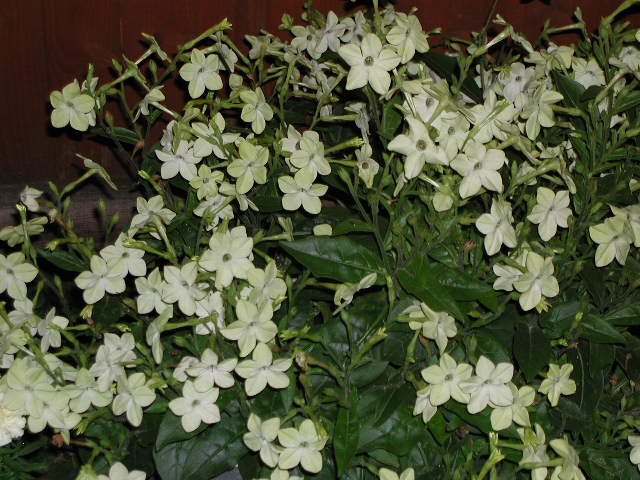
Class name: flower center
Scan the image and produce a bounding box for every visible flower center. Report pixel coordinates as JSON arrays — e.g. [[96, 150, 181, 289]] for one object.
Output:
[[444, 373, 453, 381], [447, 126, 455, 135], [515, 75, 522, 82], [361, 161, 369, 170], [222, 253, 232, 262], [364, 56, 375, 66], [425, 98, 435, 107], [416, 139, 427, 151], [474, 161, 483, 170]]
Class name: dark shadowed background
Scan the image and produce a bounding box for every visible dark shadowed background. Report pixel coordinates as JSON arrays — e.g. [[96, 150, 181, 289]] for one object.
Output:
[[0, 0, 634, 233]]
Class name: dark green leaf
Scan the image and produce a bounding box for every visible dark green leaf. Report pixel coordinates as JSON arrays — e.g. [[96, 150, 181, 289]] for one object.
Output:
[[603, 303, 640, 326], [552, 70, 585, 109], [92, 294, 124, 329], [280, 236, 385, 284], [613, 90, 640, 115], [155, 410, 207, 451], [582, 447, 640, 479], [427, 411, 447, 445], [252, 179, 283, 212], [112, 127, 141, 145], [417, 52, 483, 103], [513, 322, 551, 382], [580, 314, 625, 344], [37, 248, 88, 272], [334, 390, 360, 476], [380, 93, 403, 141], [540, 300, 581, 338], [153, 413, 248, 480], [351, 360, 388, 387]]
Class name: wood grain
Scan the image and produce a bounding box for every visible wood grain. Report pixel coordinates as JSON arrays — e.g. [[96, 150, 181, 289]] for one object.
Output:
[[0, 0, 636, 235]]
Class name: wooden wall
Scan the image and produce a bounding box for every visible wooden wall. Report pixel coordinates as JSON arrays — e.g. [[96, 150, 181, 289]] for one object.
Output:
[[0, 0, 634, 230]]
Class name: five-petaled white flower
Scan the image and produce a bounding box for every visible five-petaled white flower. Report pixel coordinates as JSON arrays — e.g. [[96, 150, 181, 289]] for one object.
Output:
[[629, 435, 640, 472], [240, 88, 274, 134], [156, 140, 201, 181], [243, 413, 281, 468], [235, 342, 292, 396], [513, 252, 559, 311], [378, 467, 415, 480], [278, 419, 327, 473], [290, 130, 330, 177], [461, 356, 514, 414], [386, 12, 429, 63], [161, 262, 207, 316], [421, 353, 472, 405], [75, 255, 126, 305], [0, 253, 38, 301], [405, 302, 457, 354], [200, 226, 254, 290], [490, 384, 535, 431], [227, 140, 269, 194], [451, 141, 506, 198], [179, 49, 223, 98], [538, 363, 576, 407], [168, 380, 221, 432], [589, 216, 634, 267], [97, 462, 146, 480], [187, 348, 237, 391], [388, 117, 448, 179], [338, 33, 401, 94], [36, 307, 68, 352], [221, 300, 278, 357], [50, 80, 95, 131], [527, 187, 572, 241], [278, 169, 328, 215], [112, 373, 156, 427], [476, 199, 517, 256]]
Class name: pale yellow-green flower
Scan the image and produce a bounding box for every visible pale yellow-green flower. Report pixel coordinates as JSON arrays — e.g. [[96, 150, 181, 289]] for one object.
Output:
[[243, 413, 281, 468], [50, 80, 95, 131], [235, 343, 292, 396], [538, 364, 576, 407], [168, 380, 220, 432], [278, 419, 327, 473]]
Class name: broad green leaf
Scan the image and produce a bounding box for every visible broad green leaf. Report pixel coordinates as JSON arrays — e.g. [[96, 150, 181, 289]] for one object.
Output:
[[153, 413, 248, 480], [367, 449, 400, 468], [397, 254, 464, 319], [613, 90, 640, 114], [380, 93, 403, 141], [582, 447, 640, 479], [252, 179, 282, 212], [37, 248, 88, 272], [580, 314, 625, 344], [155, 411, 206, 450], [513, 321, 551, 382], [92, 294, 124, 329], [358, 403, 425, 456], [334, 390, 360, 476], [280, 236, 385, 284], [351, 360, 388, 387], [552, 70, 585, 109], [540, 300, 581, 338], [112, 126, 141, 145], [427, 411, 447, 445], [603, 303, 640, 326], [332, 219, 375, 236], [417, 52, 483, 103], [474, 332, 511, 364]]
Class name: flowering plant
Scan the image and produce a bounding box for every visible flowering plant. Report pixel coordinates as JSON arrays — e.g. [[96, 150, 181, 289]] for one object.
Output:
[[3, 0, 640, 479]]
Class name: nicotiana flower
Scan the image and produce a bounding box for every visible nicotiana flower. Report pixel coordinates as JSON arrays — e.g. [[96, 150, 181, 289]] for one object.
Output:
[[67, 368, 113, 413], [100, 233, 147, 277], [135, 268, 168, 315], [0, 253, 38, 301], [168, 381, 221, 432], [460, 356, 514, 414], [74, 255, 126, 305], [490, 384, 535, 431], [520, 86, 563, 140], [450, 141, 506, 198], [475, 199, 517, 256], [355, 143, 379, 188], [388, 117, 448, 179], [413, 386, 438, 423], [405, 302, 457, 354], [240, 88, 274, 134], [334, 272, 377, 308], [146, 306, 172, 364], [136, 87, 165, 119], [378, 467, 415, 480], [468, 91, 516, 144], [155, 140, 201, 181], [192, 114, 240, 160], [513, 252, 559, 311], [90, 333, 137, 391], [50, 80, 95, 131], [538, 363, 576, 407], [129, 195, 175, 233], [518, 424, 549, 480], [278, 419, 327, 473], [112, 372, 156, 427], [549, 438, 586, 480], [193, 194, 235, 231], [97, 462, 146, 480], [221, 300, 277, 357], [189, 164, 224, 199], [242, 261, 287, 308], [0, 217, 48, 247], [572, 57, 605, 89], [37, 307, 68, 352], [527, 187, 572, 241], [0, 393, 26, 447], [161, 262, 207, 316], [194, 291, 226, 335], [338, 33, 401, 94], [629, 435, 640, 472], [27, 392, 80, 433], [499, 62, 534, 103], [187, 348, 237, 391], [278, 169, 328, 214], [589, 216, 634, 267], [386, 12, 428, 63], [492, 263, 524, 292], [200, 226, 254, 290], [290, 130, 330, 177], [235, 342, 292, 396], [179, 49, 223, 98], [610, 204, 640, 247], [20, 186, 43, 212], [227, 140, 269, 194], [420, 353, 472, 405], [433, 111, 470, 161], [243, 413, 281, 468], [611, 45, 640, 72]]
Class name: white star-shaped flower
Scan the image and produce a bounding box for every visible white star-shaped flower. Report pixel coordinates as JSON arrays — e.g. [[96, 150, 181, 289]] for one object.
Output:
[[235, 342, 292, 396], [527, 188, 572, 241], [461, 356, 514, 414], [278, 419, 327, 473], [168, 380, 221, 432], [421, 353, 472, 405], [451, 141, 506, 198], [538, 363, 576, 407], [476, 199, 517, 256], [221, 300, 277, 357], [243, 413, 281, 468]]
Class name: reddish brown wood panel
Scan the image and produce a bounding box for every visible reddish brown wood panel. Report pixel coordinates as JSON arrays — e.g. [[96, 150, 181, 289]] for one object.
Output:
[[0, 0, 634, 192]]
